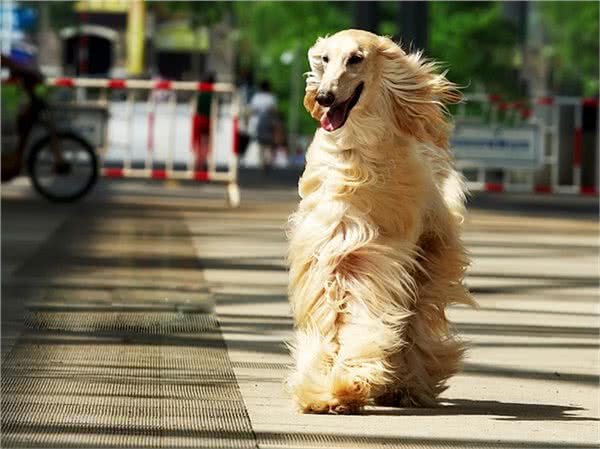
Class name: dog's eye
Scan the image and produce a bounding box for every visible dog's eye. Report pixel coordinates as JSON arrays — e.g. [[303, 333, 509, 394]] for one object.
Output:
[[322, 55, 329, 64], [348, 55, 363, 65]]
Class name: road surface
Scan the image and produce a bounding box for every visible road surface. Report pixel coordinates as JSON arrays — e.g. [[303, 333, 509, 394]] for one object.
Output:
[[2, 177, 598, 448]]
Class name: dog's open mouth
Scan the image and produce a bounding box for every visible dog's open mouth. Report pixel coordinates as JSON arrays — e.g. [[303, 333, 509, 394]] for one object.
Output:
[[320, 82, 364, 132]]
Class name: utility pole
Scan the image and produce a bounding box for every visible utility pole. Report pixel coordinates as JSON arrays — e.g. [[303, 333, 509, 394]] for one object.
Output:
[[352, 1, 379, 33], [281, 42, 302, 155], [501, 1, 528, 97], [398, 2, 428, 51], [37, 3, 56, 72], [522, 2, 549, 97]]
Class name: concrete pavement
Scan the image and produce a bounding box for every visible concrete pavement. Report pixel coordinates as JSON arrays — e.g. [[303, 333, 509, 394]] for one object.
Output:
[[2, 177, 598, 448]]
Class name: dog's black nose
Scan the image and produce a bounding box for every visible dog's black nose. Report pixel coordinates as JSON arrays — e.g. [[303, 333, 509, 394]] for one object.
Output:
[[316, 91, 335, 107]]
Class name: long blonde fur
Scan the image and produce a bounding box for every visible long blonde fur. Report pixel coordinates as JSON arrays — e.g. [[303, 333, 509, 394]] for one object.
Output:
[[287, 29, 476, 414]]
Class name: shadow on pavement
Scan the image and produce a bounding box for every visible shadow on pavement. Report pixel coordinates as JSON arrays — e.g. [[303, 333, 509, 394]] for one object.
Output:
[[363, 398, 598, 422]]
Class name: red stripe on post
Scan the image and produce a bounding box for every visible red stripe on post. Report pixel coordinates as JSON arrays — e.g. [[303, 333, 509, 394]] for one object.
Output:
[[190, 113, 200, 150], [152, 170, 167, 179], [2, 77, 19, 85], [196, 82, 214, 92], [154, 80, 172, 90], [537, 97, 554, 105], [485, 182, 504, 193], [103, 168, 124, 177], [53, 78, 75, 87], [194, 171, 209, 181], [520, 108, 533, 119], [534, 185, 552, 193], [107, 79, 126, 89], [573, 128, 583, 166], [582, 98, 599, 107], [232, 116, 240, 155], [147, 112, 154, 152], [580, 186, 598, 195]]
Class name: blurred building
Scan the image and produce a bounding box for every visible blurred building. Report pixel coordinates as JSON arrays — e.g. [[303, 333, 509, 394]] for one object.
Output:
[[34, 0, 233, 81]]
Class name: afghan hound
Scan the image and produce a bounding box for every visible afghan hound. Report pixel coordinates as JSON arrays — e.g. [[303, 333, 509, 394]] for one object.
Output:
[[286, 29, 476, 414]]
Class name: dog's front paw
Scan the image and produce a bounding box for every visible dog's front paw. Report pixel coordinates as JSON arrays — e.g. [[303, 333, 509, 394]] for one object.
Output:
[[302, 398, 362, 415], [295, 377, 370, 415]]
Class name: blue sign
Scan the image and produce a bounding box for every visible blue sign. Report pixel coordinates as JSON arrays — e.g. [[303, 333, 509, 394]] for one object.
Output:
[[451, 121, 543, 169], [0, 6, 36, 30], [9, 46, 34, 65]]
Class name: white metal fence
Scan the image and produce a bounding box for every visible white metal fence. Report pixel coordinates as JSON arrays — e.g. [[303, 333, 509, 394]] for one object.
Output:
[[46, 77, 241, 206], [454, 93, 598, 195]]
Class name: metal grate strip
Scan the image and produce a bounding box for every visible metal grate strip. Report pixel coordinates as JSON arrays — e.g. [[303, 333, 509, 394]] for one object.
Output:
[[1, 206, 256, 448]]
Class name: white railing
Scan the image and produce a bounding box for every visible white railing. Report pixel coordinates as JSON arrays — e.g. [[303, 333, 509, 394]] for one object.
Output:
[[47, 76, 241, 206]]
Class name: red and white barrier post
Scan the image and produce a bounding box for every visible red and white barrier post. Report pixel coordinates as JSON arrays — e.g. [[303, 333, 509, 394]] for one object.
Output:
[[47, 77, 241, 206], [535, 96, 598, 195], [455, 93, 598, 196]]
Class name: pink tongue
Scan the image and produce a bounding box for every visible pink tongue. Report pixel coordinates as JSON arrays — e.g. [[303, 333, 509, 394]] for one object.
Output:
[[320, 104, 347, 132]]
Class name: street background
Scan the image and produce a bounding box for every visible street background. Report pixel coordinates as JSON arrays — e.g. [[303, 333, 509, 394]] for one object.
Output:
[[2, 1, 598, 174], [1, 1, 599, 448], [2, 178, 598, 448]]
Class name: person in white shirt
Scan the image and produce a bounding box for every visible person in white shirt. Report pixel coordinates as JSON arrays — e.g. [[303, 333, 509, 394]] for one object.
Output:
[[248, 81, 278, 172]]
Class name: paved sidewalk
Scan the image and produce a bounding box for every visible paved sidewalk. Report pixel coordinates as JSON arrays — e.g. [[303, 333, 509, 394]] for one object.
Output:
[[2, 185, 250, 448], [2, 179, 599, 448]]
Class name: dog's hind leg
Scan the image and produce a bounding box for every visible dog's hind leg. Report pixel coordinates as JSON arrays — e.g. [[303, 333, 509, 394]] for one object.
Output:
[[375, 308, 468, 407], [376, 233, 475, 407], [375, 324, 467, 407]]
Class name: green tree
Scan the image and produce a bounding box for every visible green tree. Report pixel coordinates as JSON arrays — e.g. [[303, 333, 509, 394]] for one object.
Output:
[[541, 1, 599, 96], [156, 1, 350, 135], [153, 1, 232, 27], [233, 1, 351, 135], [20, 1, 76, 36], [427, 2, 520, 97]]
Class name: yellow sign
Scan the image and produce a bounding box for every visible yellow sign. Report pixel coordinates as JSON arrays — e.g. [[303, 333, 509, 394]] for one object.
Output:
[[155, 21, 209, 52], [75, 0, 130, 13], [126, 0, 145, 75]]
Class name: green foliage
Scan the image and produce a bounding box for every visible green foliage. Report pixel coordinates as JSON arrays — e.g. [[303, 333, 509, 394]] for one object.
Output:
[[20, 1, 77, 34], [155, 1, 350, 134], [153, 1, 232, 27], [541, 1, 599, 96], [233, 1, 351, 135], [427, 2, 520, 97], [24, 0, 598, 138]]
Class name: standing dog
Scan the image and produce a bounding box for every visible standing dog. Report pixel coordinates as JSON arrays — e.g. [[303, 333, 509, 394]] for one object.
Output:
[[287, 30, 476, 414]]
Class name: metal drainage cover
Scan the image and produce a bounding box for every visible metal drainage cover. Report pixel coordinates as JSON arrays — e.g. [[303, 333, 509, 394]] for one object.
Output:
[[1, 310, 256, 448]]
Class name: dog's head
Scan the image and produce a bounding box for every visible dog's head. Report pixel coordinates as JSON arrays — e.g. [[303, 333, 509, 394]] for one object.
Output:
[[304, 29, 461, 147]]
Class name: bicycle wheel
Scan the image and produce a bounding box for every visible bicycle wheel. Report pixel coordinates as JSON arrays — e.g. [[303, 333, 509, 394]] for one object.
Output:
[[27, 132, 98, 202]]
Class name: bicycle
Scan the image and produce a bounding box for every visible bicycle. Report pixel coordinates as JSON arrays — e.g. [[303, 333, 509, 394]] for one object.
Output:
[[1, 54, 98, 202]]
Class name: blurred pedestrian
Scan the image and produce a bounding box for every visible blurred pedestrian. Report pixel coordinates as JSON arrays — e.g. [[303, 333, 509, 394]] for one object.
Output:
[[272, 111, 289, 168], [192, 72, 215, 172], [1, 53, 46, 181], [249, 80, 278, 173]]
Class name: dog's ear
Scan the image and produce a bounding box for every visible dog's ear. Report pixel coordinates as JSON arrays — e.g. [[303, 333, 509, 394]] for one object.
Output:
[[377, 36, 462, 148], [377, 36, 462, 106], [303, 37, 327, 122], [304, 84, 323, 121], [307, 36, 326, 74]]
